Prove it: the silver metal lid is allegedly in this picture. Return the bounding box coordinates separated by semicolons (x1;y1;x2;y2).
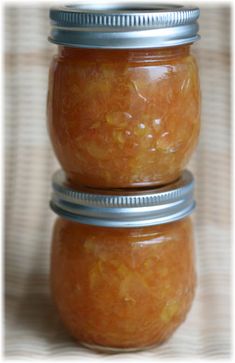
49;4;200;49
50;170;195;228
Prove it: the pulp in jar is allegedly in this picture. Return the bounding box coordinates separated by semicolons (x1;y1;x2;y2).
50;217;196;351
47;46;200;188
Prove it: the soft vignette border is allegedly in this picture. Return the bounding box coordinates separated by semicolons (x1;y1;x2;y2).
0;0;4;361
1;0;234;362
3;1;233;362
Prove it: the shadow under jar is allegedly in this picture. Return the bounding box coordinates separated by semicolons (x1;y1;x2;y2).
47;5;201;189
50;170;196;352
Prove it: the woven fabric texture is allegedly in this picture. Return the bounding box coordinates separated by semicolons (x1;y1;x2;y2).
4;5;231;359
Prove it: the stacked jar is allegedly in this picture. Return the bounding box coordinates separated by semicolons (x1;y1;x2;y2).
47;4;200;352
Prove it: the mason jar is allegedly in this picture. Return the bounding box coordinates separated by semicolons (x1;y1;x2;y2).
50;169;196;352
47;5;201;189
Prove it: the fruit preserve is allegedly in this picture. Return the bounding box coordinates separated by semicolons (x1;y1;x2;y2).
50;170;196;352
48;5;201;189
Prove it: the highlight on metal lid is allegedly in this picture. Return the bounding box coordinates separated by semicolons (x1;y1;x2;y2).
50;170;195;228
49;3;200;49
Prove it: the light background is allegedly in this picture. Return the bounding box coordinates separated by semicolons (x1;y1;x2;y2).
4;4;231;359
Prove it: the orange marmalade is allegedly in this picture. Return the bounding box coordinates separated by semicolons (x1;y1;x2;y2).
50;169;196;352
51;218;196;351
47;45;200;188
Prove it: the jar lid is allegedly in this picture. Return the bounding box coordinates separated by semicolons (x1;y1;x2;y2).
49;4;200;49
50;170;195;228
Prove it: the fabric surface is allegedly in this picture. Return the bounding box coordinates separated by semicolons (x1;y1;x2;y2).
4;5;231;359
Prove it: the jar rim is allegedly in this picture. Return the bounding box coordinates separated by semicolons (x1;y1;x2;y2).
49;4;200;49
50;170;195;228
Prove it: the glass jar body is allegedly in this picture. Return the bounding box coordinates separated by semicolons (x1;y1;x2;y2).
50;217;196;351
47;45;200;189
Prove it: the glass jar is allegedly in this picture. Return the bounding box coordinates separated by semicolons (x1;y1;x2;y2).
47;5;201;189
50;170;196;352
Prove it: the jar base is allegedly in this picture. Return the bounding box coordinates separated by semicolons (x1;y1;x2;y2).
80;341;160;353
66;173;181;191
